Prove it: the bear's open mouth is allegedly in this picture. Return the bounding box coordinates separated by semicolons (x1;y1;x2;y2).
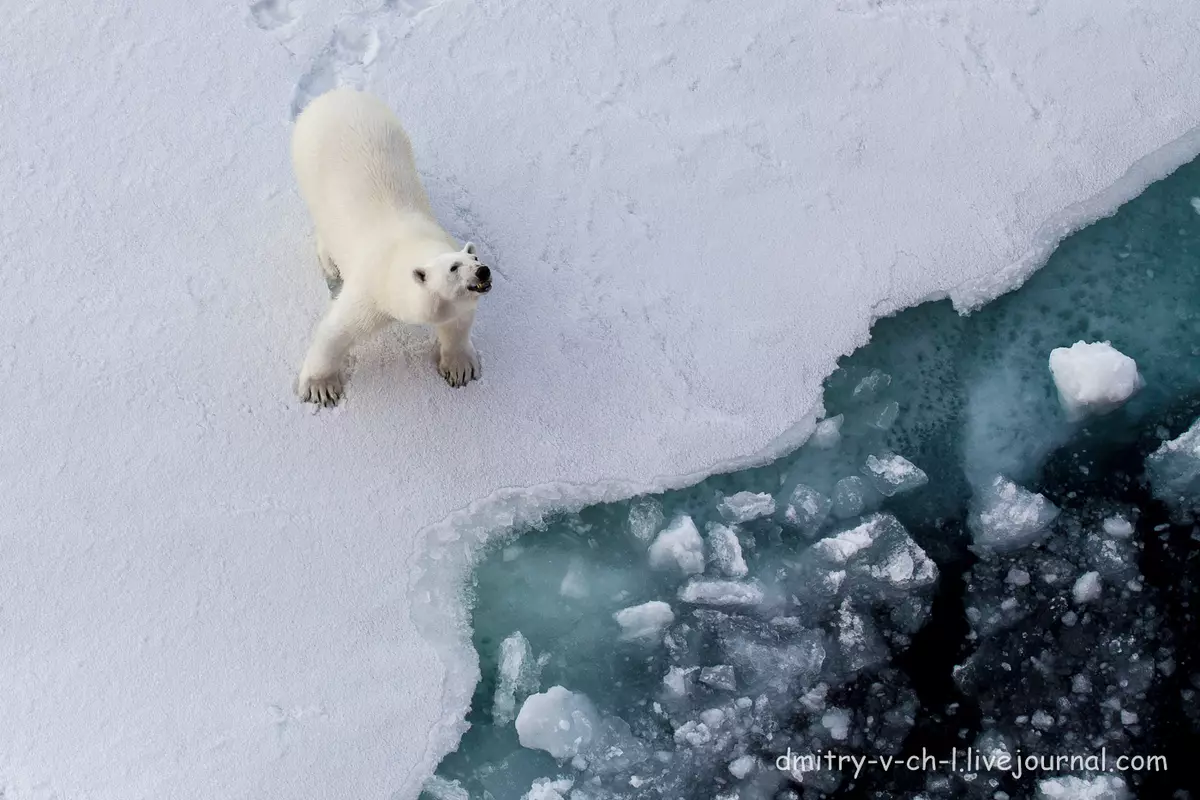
468;281;492;294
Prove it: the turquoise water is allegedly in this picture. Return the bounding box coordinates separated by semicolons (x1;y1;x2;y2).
427;160;1200;799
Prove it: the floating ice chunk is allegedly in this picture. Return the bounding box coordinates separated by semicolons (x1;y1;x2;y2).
1007;567;1031;586
699;664;737;691
648;516;705;574
1191;196;1200;215
521;777;574;800
1048;341;1142;420
721;626;826;696
968;476;1059;552
1072;571;1102;605
613;601;675;642
674;719;714;747
862;453;929;497
707;524;748;577
493;632;541;726
853;369;891;397
821;708;851;740
678;579;765;607
1031;710;1055;730
1102;515;1135;538
783;484;832;537
628;499;664;543
718;491;776;523
811;414;844;448
812;526;876;563
662;666;696;698
729;755;756;779
423;776;470;800
1035;774;1131;800
1145;417;1200;512
869;400;900;430
832;476;868;519
559;557;589;599
804;514;937;603
516;686;599;759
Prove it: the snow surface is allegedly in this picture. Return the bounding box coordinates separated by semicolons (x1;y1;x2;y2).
3;0;1200;797
1048;341;1142;419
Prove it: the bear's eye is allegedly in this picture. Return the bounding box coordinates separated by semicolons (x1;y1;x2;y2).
450;262;460;273
414;269;427;284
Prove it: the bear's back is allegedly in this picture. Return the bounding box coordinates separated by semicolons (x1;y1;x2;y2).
292;88;434;240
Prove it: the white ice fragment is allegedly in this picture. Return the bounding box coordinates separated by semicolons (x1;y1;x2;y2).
516;686;599;759
1035;774;1131;800
628;499;664;543
1145;417;1200;512
1102;515;1135;538
968;476;1059;552
821;708;851;741
648;516;705;574
832;476;867;519
1031;710;1054;730
1072;571;1102;605
662;666;696;698
718;491;776;523
707;524;748;577
1048;341;1142;420
559;557;589;599
1006;568;1031;587
870;400;900;430
698;665;736;691
811;414;844;449
812;527;875;563
853;369;891;397
678;579;765;607
613;601;675;642
862;453;928;497
493;632;541;726
423;776;470;800
783;484;832;537
521;777;574;800
674;720;713;747
729;755;756;779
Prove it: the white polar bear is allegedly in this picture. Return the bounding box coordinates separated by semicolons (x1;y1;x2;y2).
290;87;492;404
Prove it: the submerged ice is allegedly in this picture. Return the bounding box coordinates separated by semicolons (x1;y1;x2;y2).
428;158;1200;799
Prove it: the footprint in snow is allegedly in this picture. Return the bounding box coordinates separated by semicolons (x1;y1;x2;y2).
249;0;298;31
290;20;381;120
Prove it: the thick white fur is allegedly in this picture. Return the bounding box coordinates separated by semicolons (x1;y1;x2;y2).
291;87;488;404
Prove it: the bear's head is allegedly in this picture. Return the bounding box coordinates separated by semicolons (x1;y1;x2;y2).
411;242;491;304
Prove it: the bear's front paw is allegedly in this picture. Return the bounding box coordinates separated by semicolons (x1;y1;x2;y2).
438;345;481;388
297;370;345;406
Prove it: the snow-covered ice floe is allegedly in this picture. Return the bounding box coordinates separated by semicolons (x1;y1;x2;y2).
4;0;1200;797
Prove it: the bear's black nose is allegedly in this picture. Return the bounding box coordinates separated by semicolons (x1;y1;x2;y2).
476;265;491;282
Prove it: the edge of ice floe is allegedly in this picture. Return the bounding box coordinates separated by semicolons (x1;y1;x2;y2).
406;123;1200;796
402;410;821;792
949;124;1200;311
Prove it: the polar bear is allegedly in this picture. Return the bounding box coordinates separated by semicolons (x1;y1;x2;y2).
290;87;491;405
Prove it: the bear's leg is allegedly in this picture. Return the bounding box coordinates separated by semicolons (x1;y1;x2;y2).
316;236;339;281
296;292;385;406
436;310;481;388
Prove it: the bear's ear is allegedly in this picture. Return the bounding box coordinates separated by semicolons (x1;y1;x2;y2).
463;241;476;256
413;269;427;284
